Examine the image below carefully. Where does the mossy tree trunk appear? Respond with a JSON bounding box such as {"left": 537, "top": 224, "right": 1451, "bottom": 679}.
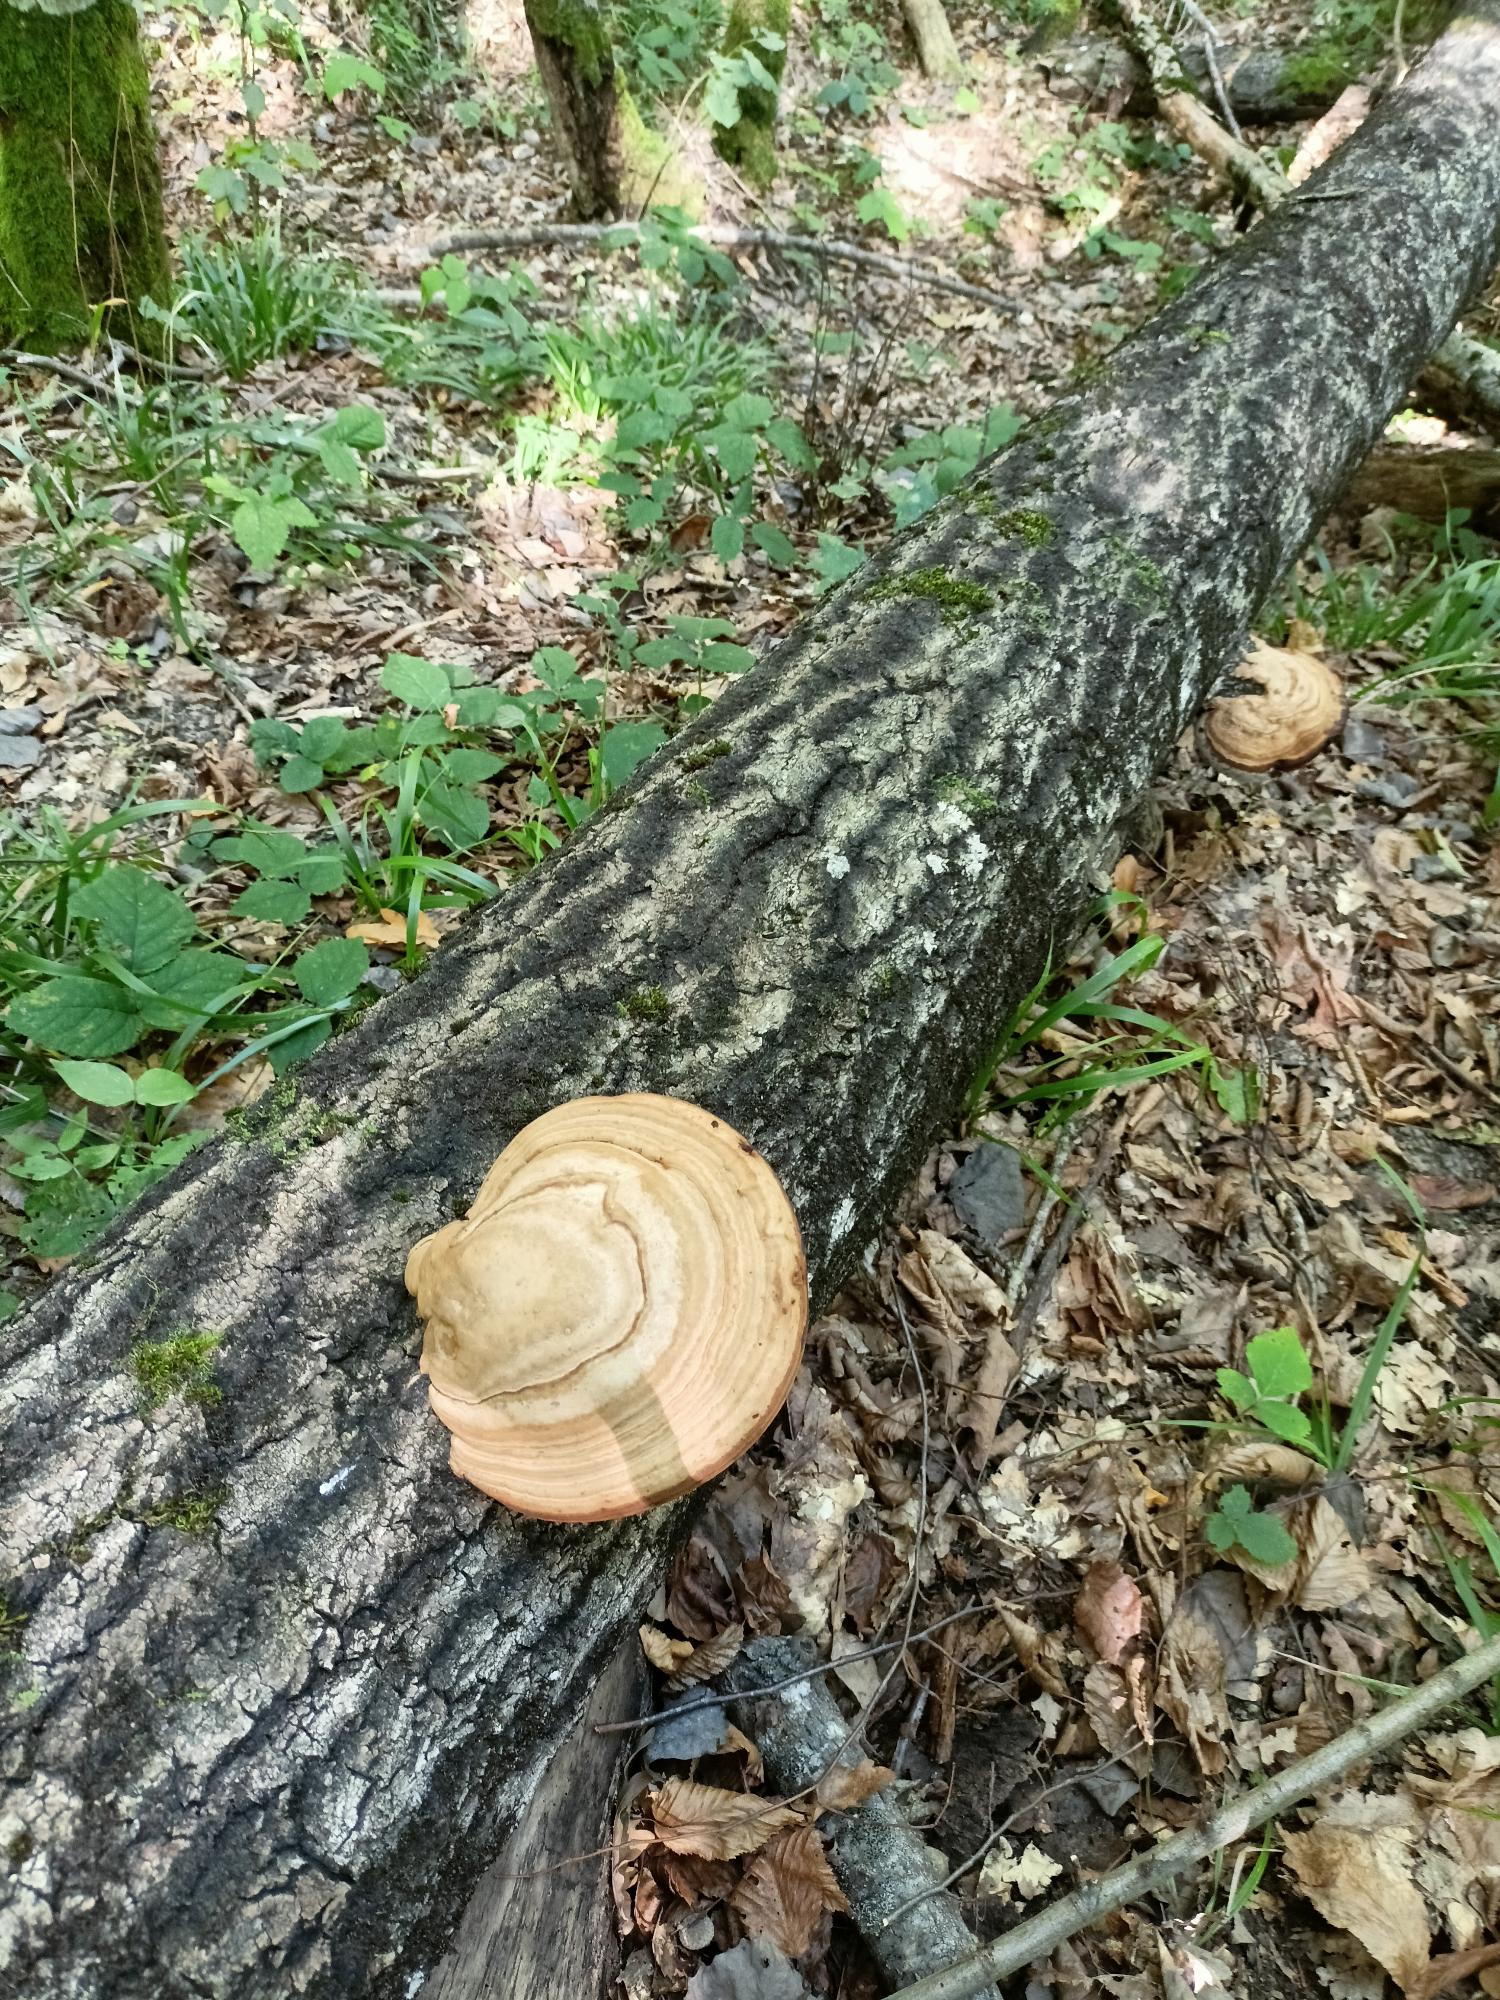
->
{"left": 0, "top": 0, "right": 171, "bottom": 353}
{"left": 521, "top": 0, "right": 627, "bottom": 217}
{"left": 6, "top": 11, "right": 1500, "bottom": 1997}
{"left": 712, "top": 0, "right": 789, "bottom": 190}
{"left": 902, "top": 0, "right": 964, "bottom": 82}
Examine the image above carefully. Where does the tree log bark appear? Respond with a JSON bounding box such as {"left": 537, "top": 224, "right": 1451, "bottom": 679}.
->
{"left": 1038, "top": 37, "right": 1359, "bottom": 123}
{"left": 901, "top": 0, "right": 964, "bottom": 83}
{"left": 5, "top": 10, "right": 1500, "bottom": 1997}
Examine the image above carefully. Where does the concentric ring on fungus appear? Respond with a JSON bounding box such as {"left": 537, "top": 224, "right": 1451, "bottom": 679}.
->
{"left": 405, "top": 1094, "right": 809, "bottom": 1523}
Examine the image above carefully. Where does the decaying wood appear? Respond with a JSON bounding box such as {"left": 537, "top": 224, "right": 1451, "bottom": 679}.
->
{"left": 722, "top": 1639, "right": 1001, "bottom": 1999}
{"left": 6, "top": 10, "right": 1500, "bottom": 1994}
{"left": 422, "top": 1636, "right": 643, "bottom": 2000}
{"left": 1344, "top": 443, "right": 1500, "bottom": 531}
{"left": 882, "top": 1627, "right": 1500, "bottom": 2000}
{"left": 1038, "top": 37, "right": 1357, "bottom": 122}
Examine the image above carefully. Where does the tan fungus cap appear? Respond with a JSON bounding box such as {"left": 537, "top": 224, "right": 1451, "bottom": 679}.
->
{"left": 405, "top": 1094, "right": 808, "bottom": 1523}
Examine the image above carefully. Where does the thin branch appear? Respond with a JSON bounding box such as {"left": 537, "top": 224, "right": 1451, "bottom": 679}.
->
{"left": 1005, "top": 1124, "right": 1078, "bottom": 1308}
{"left": 406, "top": 221, "right": 1015, "bottom": 315}
{"left": 882, "top": 1627, "right": 1500, "bottom": 2000}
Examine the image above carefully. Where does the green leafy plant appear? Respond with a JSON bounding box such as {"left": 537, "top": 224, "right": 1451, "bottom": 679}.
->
{"left": 1206, "top": 1485, "right": 1298, "bottom": 1567}
{"left": 168, "top": 229, "right": 349, "bottom": 378}
{"left": 1217, "top": 1325, "right": 1317, "bottom": 1449}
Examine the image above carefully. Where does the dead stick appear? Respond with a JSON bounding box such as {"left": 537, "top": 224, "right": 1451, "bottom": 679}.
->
{"left": 405, "top": 221, "right": 1014, "bottom": 315}
{"left": 883, "top": 1626, "right": 1500, "bottom": 2000}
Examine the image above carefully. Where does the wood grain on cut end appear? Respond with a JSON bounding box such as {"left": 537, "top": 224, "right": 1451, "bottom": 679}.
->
{"left": 406, "top": 1094, "right": 808, "bottom": 1521}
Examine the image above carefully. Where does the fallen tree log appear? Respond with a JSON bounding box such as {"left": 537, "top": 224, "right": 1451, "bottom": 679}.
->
{"left": 1037, "top": 36, "right": 1358, "bottom": 123}
{"left": 5, "top": 10, "right": 1500, "bottom": 1996}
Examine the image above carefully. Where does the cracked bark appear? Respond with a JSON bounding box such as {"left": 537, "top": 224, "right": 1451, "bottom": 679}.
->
{"left": 5, "top": 10, "right": 1500, "bottom": 1995}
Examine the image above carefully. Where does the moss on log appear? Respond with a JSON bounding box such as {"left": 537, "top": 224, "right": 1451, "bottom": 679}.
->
{"left": 5, "top": 9, "right": 1500, "bottom": 1997}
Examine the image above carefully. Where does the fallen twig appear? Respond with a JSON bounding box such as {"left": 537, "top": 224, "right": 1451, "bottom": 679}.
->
{"left": 882, "top": 1626, "right": 1500, "bottom": 2000}
{"left": 1012, "top": 1113, "right": 1127, "bottom": 1346}
{"left": 407, "top": 220, "right": 1014, "bottom": 314}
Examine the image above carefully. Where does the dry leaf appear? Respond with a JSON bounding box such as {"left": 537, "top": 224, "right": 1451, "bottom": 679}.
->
{"left": 813, "top": 1758, "right": 894, "bottom": 1812}
{"left": 1283, "top": 1813, "right": 1430, "bottom": 1995}
{"left": 346, "top": 906, "right": 439, "bottom": 949}
{"left": 996, "top": 1605, "right": 1070, "bottom": 1701}
{"left": 1295, "top": 1499, "right": 1373, "bottom": 1612}
{"left": 685, "top": 1936, "right": 813, "bottom": 1999}
{"left": 668, "top": 1623, "right": 745, "bottom": 1691}
{"left": 732, "top": 1823, "right": 848, "bottom": 1957}
{"left": 650, "top": 1777, "right": 800, "bottom": 1860}
{"left": 1155, "top": 1609, "right": 1229, "bottom": 1776}
{"left": 641, "top": 1623, "right": 694, "bottom": 1675}
{"left": 1074, "top": 1561, "right": 1145, "bottom": 1666}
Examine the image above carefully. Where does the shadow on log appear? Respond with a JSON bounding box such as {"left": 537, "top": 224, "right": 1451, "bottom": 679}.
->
{"left": 5, "top": 9, "right": 1500, "bottom": 1995}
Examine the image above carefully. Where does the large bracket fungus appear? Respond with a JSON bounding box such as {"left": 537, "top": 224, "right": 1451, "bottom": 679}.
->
{"left": 1202, "top": 639, "right": 1347, "bottom": 773}
{"left": 405, "top": 1094, "right": 809, "bottom": 1522}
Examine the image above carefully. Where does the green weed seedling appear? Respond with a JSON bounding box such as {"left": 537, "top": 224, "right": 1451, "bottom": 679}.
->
{"left": 1206, "top": 1485, "right": 1298, "bottom": 1567}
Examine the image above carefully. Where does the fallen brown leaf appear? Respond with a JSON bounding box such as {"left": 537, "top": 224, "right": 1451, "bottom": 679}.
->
{"left": 1283, "top": 1807, "right": 1429, "bottom": 1995}
{"left": 732, "top": 1823, "right": 848, "bottom": 1958}
{"left": 667, "top": 1623, "right": 745, "bottom": 1691}
{"left": 812, "top": 1758, "right": 894, "bottom": 1812}
{"left": 650, "top": 1777, "right": 801, "bottom": 1860}
{"left": 347, "top": 906, "right": 439, "bottom": 950}
{"left": 1074, "top": 1561, "right": 1146, "bottom": 1666}
{"left": 640, "top": 1624, "right": 694, "bottom": 1676}
{"left": 1295, "top": 1498, "right": 1373, "bottom": 1612}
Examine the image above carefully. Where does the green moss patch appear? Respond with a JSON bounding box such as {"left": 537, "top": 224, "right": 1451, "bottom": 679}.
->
{"left": 133, "top": 1331, "right": 221, "bottom": 1412}
{"left": 870, "top": 567, "right": 993, "bottom": 626}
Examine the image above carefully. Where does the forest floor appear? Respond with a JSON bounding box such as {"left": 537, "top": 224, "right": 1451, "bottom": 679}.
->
{"left": 3, "top": 3, "right": 1500, "bottom": 1998}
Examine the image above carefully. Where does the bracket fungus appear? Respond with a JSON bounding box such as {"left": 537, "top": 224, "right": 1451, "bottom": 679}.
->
{"left": 1203, "top": 639, "right": 1347, "bottom": 773}
{"left": 405, "top": 1094, "right": 808, "bottom": 1523}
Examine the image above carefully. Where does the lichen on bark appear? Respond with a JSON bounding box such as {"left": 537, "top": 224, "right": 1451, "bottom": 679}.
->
{"left": 713, "top": 0, "right": 789, "bottom": 190}
{"left": 0, "top": 0, "right": 172, "bottom": 352}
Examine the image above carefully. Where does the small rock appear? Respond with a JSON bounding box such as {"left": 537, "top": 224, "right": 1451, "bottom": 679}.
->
{"left": 363, "top": 965, "right": 403, "bottom": 996}
{"left": 0, "top": 706, "right": 44, "bottom": 735}
{"left": 0, "top": 736, "right": 41, "bottom": 768}
{"left": 950, "top": 1142, "right": 1026, "bottom": 1245}
{"left": 521, "top": 126, "right": 539, "bottom": 144}
{"left": 1339, "top": 713, "right": 1386, "bottom": 764}
{"left": 111, "top": 495, "right": 139, "bottom": 526}
{"left": 678, "top": 1912, "right": 715, "bottom": 1953}
{"left": 512, "top": 141, "right": 535, "bottom": 161}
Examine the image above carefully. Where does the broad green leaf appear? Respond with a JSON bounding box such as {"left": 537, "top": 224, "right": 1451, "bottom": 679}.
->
{"left": 234, "top": 880, "right": 312, "bottom": 925}
{"left": 7, "top": 977, "right": 142, "bottom": 1058}
{"left": 1234, "top": 1508, "right": 1299, "bottom": 1567}
{"left": 382, "top": 653, "right": 452, "bottom": 710}
{"left": 215, "top": 825, "right": 307, "bottom": 875}
{"left": 703, "top": 641, "right": 755, "bottom": 675}
{"left": 53, "top": 1060, "right": 135, "bottom": 1108}
{"left": 813, "top": 533, "right": 866, "bottom": 585}
{"left": 1247, "top": 1325, "right": 1313, "bottom": 1399}
{"left": 135, "top": 1069, "right": 196, "bottom": 1107}
{"left": 196, "top": 164, "right": 248, "bottom": 215}
{"left": 601, "top": 722, "right": 667, "bottom": 791}
{"left": 268, "top": 1017, "right": 332, "bottom": 1075}
{"left": 751, "top": 521, "right": 797, "bottom": 568}
{"left": 704, "top": 68, "right": 743, "bottom": 126}
{"left": 765, "top": 417, "right": 816, "bottom": 471}
{"left": 442, "top": 749, "right": 504, "bottom": 785}
{"left": 316, "top": 438, "right": 363, "bottom": 490}
{"left": 1216, "top": 1367, "right": 1256, "bottom": 1410}
{"left": 232, "top": 492, "right": 294, "bottom": 571}
{"left": 707, "top": 428, "right": 759, "bottom": 481}
{"left": 711, "top": 514, "right": 745, "bottom": 563}
{"left": 323, "top": 404, "right": 386, "bottom": 449}
{"left": 636, "top": 638, "right": 687, "bottom": 670}
{"left": 73, "top": 867, "right": 195, "bottom": 974}
{"left": 724, "top": 393, "right": 774, "bottom": 430}
{"left": 296, "top": 853, "right": 347, "bottom": 896}
{"left": 294, "top": 937, "right": 369, "bottom": 1007}
{"left": 242, "top": 80, "right": 267, "bottom": 120}
{"left": 1257, "top": 1400, "right": 1314, "bottom": 1446}
{"left": 323, "top": 51, "right": 386, "bottom": 100}
{"left": 300, "top": 715, "right": 352, "bottom": 763}
{"left": 279, "top": 755, "right": 326, "bottom": 794}
{"left": 419, "top": 778, "right": 490, "bottom": 851}
{"left": 139, "top": 950, "right": 250, "bottom": 1025}
{"left": 1209, "top": 1059, "right": 1259, "bottom": 1125}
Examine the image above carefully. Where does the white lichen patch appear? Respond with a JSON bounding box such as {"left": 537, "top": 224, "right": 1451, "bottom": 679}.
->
{"left": 923, "top": 852, "right": 948, "bottom": 876}
{"left": 825, "top": 852, "right": 851, "bottom": 880}
{"left": 830, "top": 1194, "right": 857, "bottom": 1239}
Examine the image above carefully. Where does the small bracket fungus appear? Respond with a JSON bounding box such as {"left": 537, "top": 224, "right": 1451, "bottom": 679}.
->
{"left": 1203, "top": 639, "right": 1347, "bottom": 774}
{"left": 405, "top": 1094, "right": 808, "bottom": 1523}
